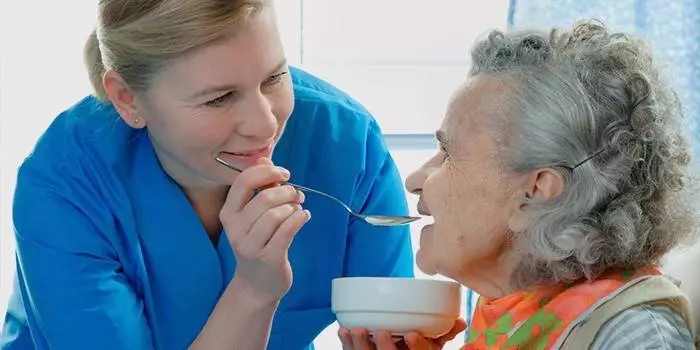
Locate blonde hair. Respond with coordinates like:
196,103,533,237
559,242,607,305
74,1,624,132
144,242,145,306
84,0,268,101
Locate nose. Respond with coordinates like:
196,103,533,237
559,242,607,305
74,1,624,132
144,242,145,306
238,92,278,140
405,166,427,196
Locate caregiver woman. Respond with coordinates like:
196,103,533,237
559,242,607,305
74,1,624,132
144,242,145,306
0,1,415,349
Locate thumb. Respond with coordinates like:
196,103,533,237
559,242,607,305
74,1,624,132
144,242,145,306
403,333,432,349
436,318,468,346
253,157,282,190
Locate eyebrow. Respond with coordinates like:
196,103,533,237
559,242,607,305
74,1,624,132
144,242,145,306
190,58,288,100
436,130,448,150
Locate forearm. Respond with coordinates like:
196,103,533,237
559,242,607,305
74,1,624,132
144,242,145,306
190,278,280,350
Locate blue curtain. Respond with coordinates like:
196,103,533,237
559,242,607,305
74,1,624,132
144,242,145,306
508,0,700,162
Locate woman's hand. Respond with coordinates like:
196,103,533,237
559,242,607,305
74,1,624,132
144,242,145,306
220,158,309,305
338,319,467,350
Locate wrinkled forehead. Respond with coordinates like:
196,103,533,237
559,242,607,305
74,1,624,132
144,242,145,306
443,75,513,143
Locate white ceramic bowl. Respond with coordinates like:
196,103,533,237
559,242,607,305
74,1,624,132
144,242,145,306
331,277,462,338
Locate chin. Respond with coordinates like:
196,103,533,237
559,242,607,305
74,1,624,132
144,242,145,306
415,252,438,276
419,268,439,276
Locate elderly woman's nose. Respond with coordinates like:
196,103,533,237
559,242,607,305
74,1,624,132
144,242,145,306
405,168,427,195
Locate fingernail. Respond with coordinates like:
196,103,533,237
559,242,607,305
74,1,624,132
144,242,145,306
277,167,290,178
405,336,416,346
297,190,305,203
304,209,311,222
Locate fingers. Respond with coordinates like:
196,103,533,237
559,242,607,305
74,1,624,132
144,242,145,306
339,328,354,350
235,203,298,253
342,329,403,350
234,185,303,242
224,185,304,251
337,320,467,350
446,319,468,338
401,318,467,349
264,206,310,254
373,331,400,350
402,333,432,349
350,328,376,350
434,318,467,346
243,185,304,225
223,160,291,213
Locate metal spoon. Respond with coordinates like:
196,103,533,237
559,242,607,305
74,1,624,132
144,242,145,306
214,156,421,227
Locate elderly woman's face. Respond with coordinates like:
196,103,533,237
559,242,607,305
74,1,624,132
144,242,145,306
405,77,521,289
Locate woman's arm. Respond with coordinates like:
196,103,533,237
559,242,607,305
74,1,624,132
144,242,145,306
189,279,279,350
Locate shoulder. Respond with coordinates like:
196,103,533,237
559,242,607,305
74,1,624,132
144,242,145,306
14,96,140,236
19,96,140,183
280,67,390,174
289,66,381,137
591,304,695,349
290,66,371,116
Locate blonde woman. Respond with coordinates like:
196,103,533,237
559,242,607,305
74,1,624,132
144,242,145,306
1,1,414,349
340,22,698,350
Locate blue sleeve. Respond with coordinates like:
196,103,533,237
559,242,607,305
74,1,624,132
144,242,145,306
11,161,154,350
343,120,415,278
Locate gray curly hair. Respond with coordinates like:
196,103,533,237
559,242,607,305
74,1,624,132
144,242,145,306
469,21,699,288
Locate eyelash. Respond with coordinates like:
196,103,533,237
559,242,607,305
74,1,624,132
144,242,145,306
264,72,288,86
204,72,288,108
204,92,233,108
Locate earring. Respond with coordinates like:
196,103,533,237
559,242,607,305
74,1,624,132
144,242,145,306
133,118,140,125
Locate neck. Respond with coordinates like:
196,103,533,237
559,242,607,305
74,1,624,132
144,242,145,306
456,255,520,299
182,186,228,206
183,185,229,244
150,140,230,240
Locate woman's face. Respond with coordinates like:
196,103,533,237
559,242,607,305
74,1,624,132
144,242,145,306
405,76,524,295
122,7,294,189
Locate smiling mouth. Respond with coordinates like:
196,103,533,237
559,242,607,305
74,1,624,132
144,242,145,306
222,145,271,157
227,150,260,156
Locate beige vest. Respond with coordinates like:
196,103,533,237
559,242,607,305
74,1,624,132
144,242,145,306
556,275,698,349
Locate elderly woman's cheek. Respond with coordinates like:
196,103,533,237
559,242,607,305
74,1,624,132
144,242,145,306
446,170,473,225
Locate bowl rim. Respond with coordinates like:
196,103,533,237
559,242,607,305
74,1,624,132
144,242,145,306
332,277,462,289
332,308,461,317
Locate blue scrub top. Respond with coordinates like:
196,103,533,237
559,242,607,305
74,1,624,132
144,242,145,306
1,67,415,350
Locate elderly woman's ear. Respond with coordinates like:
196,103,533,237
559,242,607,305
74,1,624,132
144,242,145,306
508,168,565,232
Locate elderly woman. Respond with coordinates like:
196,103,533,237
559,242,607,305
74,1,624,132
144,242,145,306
340,21,699,350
